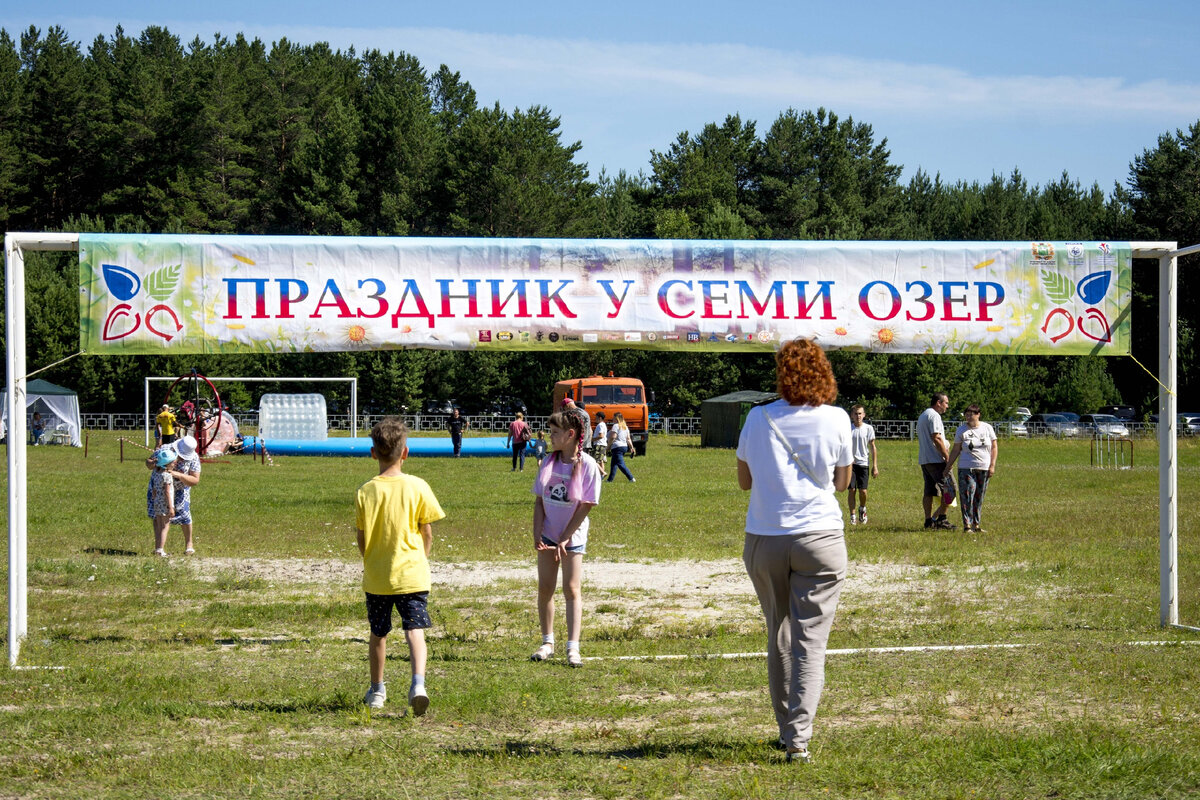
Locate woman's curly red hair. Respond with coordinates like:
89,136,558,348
775,338,838,406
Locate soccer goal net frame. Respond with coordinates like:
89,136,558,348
5,233,1196,668
143,375,359,447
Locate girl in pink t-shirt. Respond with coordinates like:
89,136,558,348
529,410,601,667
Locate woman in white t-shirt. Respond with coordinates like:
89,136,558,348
944,403,998,533
736,338,852,765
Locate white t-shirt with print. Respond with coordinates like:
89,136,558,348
953,422,997,470
532,454,602,548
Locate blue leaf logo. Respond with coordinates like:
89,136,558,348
1077,271,1111,305
101,264,141,301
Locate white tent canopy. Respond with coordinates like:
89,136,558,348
1,378,82,447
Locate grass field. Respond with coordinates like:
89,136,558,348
2,433,1200,799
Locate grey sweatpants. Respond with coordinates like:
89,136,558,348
742,529,847,750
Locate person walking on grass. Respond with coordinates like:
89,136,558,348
530,410,601,668
606,412,636,483
944,403,998,533
846,404,878,525
737,338,852,765
446,408,468,457
918,392,954,530
506,411,531,471
356,417,446,714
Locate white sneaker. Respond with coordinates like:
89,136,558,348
363,686,386,710
567,649,582,668
859,508,868,524
848,513,857,526
153,548,169,557
531,643,554,662
786,748,812,764
408,684,429,717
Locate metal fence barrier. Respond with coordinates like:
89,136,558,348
77,413,1173,440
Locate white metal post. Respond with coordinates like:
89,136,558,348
144,378,151,447
6,236,28,667
6,232,77,667
1158,252,1178,627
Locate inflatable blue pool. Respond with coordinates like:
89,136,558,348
243,435,516,457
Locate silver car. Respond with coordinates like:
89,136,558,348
1180,414,1200,436
1028,413,1081,438
1079,413,1130,437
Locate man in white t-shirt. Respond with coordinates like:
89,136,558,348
917,393,953,530
847,404,878,525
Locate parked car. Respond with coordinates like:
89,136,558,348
1097,405,1137,421
486,396,527,417
996,414,1029,437
1179,414,1200,436
422,399,460,415
1078,413,1130,437
1052,411,1081,423
1027,413,1081,438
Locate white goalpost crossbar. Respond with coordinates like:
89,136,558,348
143,376,359,446
4,233,1192,667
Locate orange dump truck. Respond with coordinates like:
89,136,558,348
552,375,651,455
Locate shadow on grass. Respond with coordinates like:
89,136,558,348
83,546,140,556
225,694,359,714
447,740,569,758
447,736,770,761
47,631,217,646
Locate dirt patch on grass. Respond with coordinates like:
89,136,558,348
190,556,935,596
186,556,1048,638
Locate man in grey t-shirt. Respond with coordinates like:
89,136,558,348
917,393,952,529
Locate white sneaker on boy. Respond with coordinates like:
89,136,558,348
363,686,386,710
408,684,429,717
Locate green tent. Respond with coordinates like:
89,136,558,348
700,390,779,448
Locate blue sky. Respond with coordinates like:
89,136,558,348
4,1,1199,190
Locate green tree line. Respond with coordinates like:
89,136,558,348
1,25,1197,418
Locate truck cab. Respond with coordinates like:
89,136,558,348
553,375,651,455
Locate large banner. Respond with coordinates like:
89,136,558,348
80,235,1131,355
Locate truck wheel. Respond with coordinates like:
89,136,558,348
634,439,647,457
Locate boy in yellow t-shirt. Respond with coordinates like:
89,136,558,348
356,416,446,715
156,404,177,445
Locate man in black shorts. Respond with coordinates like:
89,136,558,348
917,393,953,529
847,404,878,525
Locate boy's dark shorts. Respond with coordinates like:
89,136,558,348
849,464,870,490
365,591,431,637
921,462,946,497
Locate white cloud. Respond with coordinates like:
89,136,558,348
239,24,1200,118
31,17,1200,117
